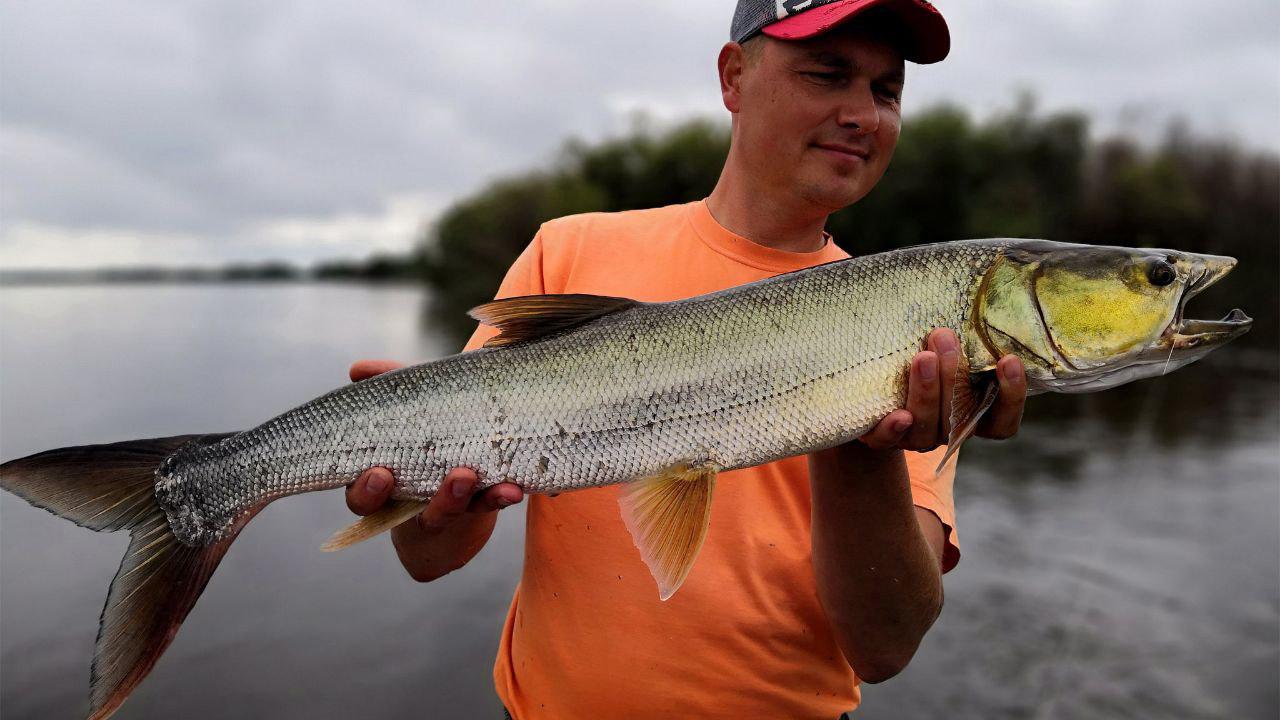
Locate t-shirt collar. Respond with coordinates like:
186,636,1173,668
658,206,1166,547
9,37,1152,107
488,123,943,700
687,199,849,273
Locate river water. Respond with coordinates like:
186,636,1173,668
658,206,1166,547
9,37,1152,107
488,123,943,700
1,283,1276,719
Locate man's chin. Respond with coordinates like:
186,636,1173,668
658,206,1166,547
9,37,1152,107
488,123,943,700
798,180,872,212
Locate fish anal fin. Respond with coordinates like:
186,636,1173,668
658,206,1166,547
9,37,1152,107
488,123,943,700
322,499,429,552
618,463,718,601
468,294,641,348
936,361,1000,476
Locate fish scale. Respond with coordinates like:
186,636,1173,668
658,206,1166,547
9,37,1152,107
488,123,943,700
154,240,1002,547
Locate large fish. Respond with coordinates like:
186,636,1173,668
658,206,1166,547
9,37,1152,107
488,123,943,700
1,239,1251,719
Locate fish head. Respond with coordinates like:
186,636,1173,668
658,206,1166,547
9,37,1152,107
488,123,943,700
972,240,1251,394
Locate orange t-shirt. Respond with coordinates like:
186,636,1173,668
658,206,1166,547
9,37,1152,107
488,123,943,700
464,200,959,719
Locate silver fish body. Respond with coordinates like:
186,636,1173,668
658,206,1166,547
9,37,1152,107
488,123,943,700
158,240,1003,546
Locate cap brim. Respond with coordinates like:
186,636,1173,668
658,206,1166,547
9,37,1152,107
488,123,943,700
762,0,950,64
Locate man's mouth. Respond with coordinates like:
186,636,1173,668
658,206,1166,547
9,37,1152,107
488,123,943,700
813,142,870,160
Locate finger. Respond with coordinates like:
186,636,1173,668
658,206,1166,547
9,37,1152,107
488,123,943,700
904,351,941,450
417,468,479,532
979,355,1027,439
468,483,525,512
929,329,961,437
346,467,395,516
860,409,913,450
349,359,404,383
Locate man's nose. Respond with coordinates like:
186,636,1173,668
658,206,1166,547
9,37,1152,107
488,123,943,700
836,84,879,134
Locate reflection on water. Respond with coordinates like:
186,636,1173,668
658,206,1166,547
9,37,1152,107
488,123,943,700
1,284,1276,720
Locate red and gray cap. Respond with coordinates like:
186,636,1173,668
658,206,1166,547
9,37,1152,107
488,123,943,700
730,0,951,64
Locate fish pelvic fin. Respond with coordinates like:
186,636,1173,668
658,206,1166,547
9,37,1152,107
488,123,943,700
619,463,718,601
936,364,1000,476
0,433,248,720
469,293,641,348
321,498,429,552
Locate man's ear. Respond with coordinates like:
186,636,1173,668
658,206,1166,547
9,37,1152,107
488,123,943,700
718,42,746,114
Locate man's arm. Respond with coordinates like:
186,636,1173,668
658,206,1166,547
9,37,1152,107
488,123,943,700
809,329,1026,682
809,444,944,683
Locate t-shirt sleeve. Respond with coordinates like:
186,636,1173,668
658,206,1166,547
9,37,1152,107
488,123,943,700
905,447,961,573
463,232,548,352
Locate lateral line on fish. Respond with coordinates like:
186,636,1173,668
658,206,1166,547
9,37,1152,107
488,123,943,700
228,343,924,476
462,344,922,448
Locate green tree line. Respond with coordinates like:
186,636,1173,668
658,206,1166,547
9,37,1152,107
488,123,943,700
420,102,1278,349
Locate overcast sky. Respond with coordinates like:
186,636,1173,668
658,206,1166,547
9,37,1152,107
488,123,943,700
2,0,1277,269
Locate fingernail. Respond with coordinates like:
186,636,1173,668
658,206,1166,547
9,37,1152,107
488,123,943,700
999,358,1021,382
920,357,936,381
367,472,390,494
892,418,911,433
497,498,514,507
936,333,958,354
451,478,474,498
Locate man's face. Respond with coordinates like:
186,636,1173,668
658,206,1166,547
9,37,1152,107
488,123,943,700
728,25,905,212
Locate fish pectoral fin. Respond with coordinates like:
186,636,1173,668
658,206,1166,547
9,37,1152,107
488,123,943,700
935,368,1000,476
469,294,641,348
618,463,718,601
322,499,429,552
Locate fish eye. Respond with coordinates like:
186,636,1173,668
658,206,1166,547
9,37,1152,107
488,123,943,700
1146,260,1177,287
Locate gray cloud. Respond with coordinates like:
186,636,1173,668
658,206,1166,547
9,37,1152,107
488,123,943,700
2,0,1276,268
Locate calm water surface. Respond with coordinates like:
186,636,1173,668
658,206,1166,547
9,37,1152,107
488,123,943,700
1,284,1276,719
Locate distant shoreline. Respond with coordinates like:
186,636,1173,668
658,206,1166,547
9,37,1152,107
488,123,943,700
0,256,421,286
0,273,420,286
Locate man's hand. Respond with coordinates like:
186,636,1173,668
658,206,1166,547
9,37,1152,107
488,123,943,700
344,359,524,582
860,329,1027,451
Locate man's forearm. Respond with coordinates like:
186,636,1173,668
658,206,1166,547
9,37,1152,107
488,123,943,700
808,441,944,683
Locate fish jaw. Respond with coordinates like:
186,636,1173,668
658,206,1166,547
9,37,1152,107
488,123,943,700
1163,253,1252,352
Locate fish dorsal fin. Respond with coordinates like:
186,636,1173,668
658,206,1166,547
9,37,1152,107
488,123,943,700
619,463,718,601
469,294,641,348
935,362,1000,476
322,499,429,552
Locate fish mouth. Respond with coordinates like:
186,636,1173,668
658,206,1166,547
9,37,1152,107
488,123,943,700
1166,254,1252,348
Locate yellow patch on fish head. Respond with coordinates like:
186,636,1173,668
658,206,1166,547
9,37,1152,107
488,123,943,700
1033,249,1181,368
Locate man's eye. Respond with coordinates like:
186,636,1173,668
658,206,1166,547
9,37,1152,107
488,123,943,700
803,71,843,83
874,85,902,102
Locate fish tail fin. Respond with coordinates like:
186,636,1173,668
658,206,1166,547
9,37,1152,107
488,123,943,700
0,433,247,720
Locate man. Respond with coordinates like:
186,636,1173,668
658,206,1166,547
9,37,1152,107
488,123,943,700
347,1,1027,717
